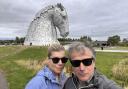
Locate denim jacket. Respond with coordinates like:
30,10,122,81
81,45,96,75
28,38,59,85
25,66,67,89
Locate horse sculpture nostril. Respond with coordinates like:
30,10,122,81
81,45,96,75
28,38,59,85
63,32,69,37
60,32,69,38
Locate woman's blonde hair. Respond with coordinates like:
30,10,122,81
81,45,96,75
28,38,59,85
48,44,65,58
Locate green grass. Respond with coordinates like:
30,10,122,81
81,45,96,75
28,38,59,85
0,46,128,89
0,46,24,58
96,52,128,85
10,46,48,60
0,46,47,89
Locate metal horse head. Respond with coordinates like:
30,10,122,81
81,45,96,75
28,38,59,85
52,3,69,38
24,3,69,46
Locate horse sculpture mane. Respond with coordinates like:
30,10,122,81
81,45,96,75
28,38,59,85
34,5,54,20
24,3,69,46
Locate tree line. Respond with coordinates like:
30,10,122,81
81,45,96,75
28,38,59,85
58,35,128,46
0,35,128,46
0,37,25,45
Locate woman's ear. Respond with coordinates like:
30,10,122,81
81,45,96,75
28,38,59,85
42,59,50,66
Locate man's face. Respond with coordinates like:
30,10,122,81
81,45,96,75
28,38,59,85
49,50,66,75
70,49,95,81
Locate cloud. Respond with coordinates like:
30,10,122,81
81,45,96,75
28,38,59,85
0,27,25,39
0,0,128,40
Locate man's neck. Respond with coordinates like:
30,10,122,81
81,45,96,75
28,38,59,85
78,72,94,87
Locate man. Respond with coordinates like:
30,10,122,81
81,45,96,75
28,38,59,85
63,42,123,89
25,44,68,89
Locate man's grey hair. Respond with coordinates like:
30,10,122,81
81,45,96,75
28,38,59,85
68,42,96,60
48,44,65,58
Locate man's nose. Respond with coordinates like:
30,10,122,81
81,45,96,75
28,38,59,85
79,62,85,71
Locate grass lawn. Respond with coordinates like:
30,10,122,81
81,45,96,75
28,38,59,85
0,46,47,89
96,52,128,85
0,46,128,89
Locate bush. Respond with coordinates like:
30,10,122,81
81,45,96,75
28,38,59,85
112,59,128,86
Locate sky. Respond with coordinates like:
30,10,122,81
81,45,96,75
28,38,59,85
0,0,128,41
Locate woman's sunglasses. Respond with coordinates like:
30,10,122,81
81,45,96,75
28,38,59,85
70,58,94,67
50,57,68,64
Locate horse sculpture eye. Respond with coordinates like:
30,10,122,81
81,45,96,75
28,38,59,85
62,16,66,19
60,7,64,11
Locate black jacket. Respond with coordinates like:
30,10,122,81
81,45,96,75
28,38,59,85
63,70,123,89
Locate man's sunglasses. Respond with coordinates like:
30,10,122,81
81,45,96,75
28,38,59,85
70,58,94,67
50,57,68,64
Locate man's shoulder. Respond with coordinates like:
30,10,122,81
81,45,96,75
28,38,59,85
95,74,123,89
97,74,112,84
94,71,114,84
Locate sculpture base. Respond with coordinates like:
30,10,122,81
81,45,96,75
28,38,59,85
24,40,60,46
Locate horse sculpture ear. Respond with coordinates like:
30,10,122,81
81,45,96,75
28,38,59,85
57,3,61,6
57,3,64,11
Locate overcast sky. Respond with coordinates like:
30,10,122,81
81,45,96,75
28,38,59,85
0,0,128,41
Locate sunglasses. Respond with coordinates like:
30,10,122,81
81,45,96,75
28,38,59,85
70,58,94,67
50,57,68,64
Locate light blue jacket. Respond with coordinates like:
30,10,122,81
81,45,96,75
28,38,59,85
25,66,67,89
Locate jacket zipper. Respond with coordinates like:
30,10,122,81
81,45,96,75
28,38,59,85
72,78,78,89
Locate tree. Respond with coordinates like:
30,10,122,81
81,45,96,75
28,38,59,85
15,37,20,44
80,36,92,42
123,38,128,43
20,37,25,44
107,35,120,46
15,37,25,44
122,38,128,46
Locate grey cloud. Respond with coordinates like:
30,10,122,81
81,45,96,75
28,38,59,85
0,0,128,40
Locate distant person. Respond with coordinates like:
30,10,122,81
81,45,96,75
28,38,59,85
30,43,32,46
25,44,68,89
63,42,123,89
101,46,104,50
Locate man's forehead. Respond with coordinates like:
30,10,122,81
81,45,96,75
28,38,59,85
71,49,92,58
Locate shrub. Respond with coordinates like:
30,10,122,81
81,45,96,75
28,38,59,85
112,59,128,86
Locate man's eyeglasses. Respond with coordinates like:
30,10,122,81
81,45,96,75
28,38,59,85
50,57,68,64
70,58,94,67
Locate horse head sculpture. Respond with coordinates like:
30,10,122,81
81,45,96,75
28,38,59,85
24,3,69,46
52,3,69,38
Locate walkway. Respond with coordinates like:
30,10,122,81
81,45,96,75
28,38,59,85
0,71,8,89
96,49,128,53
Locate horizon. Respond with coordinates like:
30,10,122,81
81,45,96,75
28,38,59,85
0,35,127,41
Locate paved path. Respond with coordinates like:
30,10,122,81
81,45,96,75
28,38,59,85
0,71,8,89
96,49,128,53
64,45,128,53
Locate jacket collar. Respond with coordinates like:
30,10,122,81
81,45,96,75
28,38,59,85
37,66,66,84
71,70,99,88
